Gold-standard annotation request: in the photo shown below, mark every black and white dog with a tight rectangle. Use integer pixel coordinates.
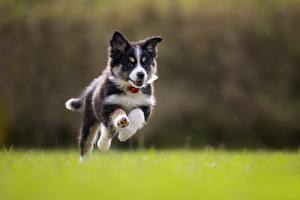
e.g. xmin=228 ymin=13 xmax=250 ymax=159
xmin=65 ymin=31 xmax=162 ymax=160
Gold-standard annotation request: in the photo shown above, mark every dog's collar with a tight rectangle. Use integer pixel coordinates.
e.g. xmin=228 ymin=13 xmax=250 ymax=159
xmin=127 ymin=85 xmax=140 ymax=93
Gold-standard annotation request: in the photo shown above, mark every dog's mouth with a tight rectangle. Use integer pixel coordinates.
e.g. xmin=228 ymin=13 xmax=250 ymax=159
xmin=128 ymin=78 xmax=144 ymax=88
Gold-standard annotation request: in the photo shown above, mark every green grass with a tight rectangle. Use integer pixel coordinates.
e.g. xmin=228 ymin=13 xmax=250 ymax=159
xmin=0 ymin=150 xmax=300 ymax=200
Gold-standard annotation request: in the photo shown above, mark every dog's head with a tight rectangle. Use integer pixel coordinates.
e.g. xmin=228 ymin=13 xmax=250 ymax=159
xmin=108 ymin=31 xmax=162 ymax=88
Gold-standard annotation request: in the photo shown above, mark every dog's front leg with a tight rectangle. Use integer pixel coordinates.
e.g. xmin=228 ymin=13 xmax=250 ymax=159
xmin=97 ymin=106 xmax=129 ymax=152
xmin=111 ymin=108 xmax=130 ymax=129
xmin=118 ymin=108 xmax=146 ymax=142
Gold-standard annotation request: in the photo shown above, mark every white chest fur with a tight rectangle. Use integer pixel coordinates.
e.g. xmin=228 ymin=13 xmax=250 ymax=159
xmin=103 ymin=92 xmax=156 ymax=111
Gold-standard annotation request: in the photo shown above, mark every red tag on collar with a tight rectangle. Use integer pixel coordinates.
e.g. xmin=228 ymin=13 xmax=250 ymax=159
xmin=127 ymin=85 xmax=140 ymax=93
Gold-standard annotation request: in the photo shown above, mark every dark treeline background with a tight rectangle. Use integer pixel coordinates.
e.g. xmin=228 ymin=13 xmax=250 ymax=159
xmin=1 ymin=0 xmax=300 ymax=149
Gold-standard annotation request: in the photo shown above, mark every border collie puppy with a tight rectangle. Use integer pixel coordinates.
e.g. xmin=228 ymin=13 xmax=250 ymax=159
xmin=65 ymin=31 xmax=162 ymax=160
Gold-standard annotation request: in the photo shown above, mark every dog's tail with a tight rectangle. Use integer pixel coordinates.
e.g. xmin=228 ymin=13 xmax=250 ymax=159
xmin=65 ymin=77 xmax=102 ymax=112
xmin=65 ymin=97 xmax=83 ymax=111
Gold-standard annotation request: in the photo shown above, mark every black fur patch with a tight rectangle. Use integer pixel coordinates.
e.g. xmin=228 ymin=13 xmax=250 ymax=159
xmin=141 ymin=84 xmax=152 ymax=96
xmin=140 ymin=106 xmax=152 ymax=121
xmin=70 ymin=100 xmax=82 ymax=109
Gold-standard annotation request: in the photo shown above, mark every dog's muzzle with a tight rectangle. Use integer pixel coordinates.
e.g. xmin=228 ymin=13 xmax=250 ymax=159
xmin=128 ymin=76 xmax=145 ymax=88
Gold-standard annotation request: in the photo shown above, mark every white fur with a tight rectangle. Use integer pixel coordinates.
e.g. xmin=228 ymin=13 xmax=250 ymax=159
xmin=129 ymin=46 xmax=148 ymax=87
xmin=146 ymin=74 xmax=158 ymax=84
xmin=128 ymin=108 xmax=145 ymax=129
xmin=108 ymin=75 xmax=129 ymax=89
xmin=97 ymin=124 xmax=112 ymax=152
xmin=118 ymin=109 xmax=145 ymax=141
xmin=104 ymin=93 xmax=155 ymax=111
xmin=65 ymin=98 xmax=77 ymax=111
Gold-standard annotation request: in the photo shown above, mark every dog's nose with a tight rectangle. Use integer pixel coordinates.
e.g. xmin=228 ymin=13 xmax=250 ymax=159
xmin=136 ymin=72 xmax=145 ymax=79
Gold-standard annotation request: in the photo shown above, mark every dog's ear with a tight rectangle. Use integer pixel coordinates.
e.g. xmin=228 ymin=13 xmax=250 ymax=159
xmin=143 ymin=36 xmax=163 ymax=53
xmin=110 ymin=31 xmax=129 ymax=52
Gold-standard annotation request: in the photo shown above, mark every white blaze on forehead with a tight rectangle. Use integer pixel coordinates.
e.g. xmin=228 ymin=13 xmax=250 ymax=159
xmin=129 ymin=45 xmax=147 ymax=85
xmin=135 ymin=45 xmax=142 ymax=67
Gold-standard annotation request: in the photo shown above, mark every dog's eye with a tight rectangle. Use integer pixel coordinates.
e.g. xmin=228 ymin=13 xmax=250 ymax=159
xmin=141 ymin=56 xmax=146 ymax=63
xmin=129 ymin=57 xmax=135 ymax=63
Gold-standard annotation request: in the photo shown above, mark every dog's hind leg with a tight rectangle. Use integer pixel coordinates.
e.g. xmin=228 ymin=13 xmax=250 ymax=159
xmin=97 ymin=123 xmax=114 ymax=152
xmin=79 ymin=104 xmax=96 ymax=162
xmin=93 ymin=126 xmax=101 ymax=148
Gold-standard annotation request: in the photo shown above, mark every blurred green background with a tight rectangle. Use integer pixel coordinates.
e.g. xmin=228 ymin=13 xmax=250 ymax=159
xmin=1 ymin=0 xmax=300 ymax=149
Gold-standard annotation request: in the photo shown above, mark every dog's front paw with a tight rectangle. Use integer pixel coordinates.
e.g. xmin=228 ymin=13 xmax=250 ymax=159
xmin=118 ymin=132 xmax=130 ymax=142
xmin=118 ymin=124 xmax=138 ymax=142
xmin=118 ymin=128 xmax=135 ymax=142
xmin=117 ymin=116 xmax=130 ymax=128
